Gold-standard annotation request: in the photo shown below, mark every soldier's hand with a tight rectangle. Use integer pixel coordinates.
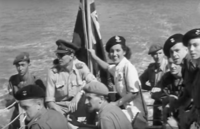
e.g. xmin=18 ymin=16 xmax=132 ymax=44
xmin=68 ymin=101 xmax=77 ymax=113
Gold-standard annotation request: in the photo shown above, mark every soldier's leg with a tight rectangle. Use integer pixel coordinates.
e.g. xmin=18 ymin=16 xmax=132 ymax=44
xmin=153 ymin=100 xmax=163 ymax=125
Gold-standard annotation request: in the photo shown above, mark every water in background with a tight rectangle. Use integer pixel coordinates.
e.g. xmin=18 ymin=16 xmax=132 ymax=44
xmin=1 ymin=0 xmax=200 ymax=127
xmin=0 ymin=0 xmax=200 ymax=92
xmin=0 ymin=0 xmax=200 ymax=87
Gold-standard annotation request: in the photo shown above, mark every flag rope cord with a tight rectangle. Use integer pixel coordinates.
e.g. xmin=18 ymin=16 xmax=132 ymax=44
xmin=0 ymin=101 xmax=17 ymax=111
xmin=1 ymin=113 xmax=25 ymax=129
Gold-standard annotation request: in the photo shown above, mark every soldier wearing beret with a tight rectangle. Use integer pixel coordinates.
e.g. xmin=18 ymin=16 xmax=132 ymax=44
xmin=80 ymin=81 xmax=132 ymax=129
xmin=8 ymin=52 xmax=46 ymax=129
xmin=15 ymin=85 xmax=69 ymax=129
xmin=89 ymin=36 xmax=148 ymax=129
xmin=46 ymin=39 xmax=96 ymax=128
xmin=171 ymin=28 xmax=200 ymax=127
xmin=163 ymin=33 xmax=198 ymax=128
xmin=139 ymin=43 xmax=168 ymax=125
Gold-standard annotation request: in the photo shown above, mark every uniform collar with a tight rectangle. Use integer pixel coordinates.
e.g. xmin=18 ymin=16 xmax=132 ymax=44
xmin=98 ymin=102 xmax=109 ymax=115
xmin=27 ymin=108 xmax=47 ymax=127
xmin=152 ymin=58 xmax=168 ymax=72
xmin=115 ymin=57 xmax=127 ymax=69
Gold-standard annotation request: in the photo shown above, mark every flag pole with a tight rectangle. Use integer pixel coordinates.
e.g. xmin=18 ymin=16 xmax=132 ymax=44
xmin=86 ymin=0 xmax=94 ymax=73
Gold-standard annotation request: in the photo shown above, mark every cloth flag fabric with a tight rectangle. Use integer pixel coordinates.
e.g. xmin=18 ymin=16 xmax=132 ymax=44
xmin=72 ymin=0 xmax=108 ymax=86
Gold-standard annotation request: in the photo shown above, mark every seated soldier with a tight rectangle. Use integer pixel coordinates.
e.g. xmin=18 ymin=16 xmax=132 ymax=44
xmin=15 ymin=84 xmax=69 ymax=129
xmin=70 ymin=81 xmax=133 ymax=129
xmin=46 ymin=39 xmax=97 ymax=128
xmin=152 ymin=58 xmax=192 ymax=128
xmin=8 ymin=52 xmax=46 ymax=129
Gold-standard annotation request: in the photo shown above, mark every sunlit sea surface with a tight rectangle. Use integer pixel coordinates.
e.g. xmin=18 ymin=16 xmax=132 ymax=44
xmin=0 ymin=0 xmax=200 ymax=127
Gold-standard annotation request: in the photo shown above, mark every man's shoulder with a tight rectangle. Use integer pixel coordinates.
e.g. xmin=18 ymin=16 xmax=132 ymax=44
xmin=9 ymin=74 xmax=19 ymax=81
xmin=146 ymin=63 xmax=156 ymax=70
xmin=100 ymin=104 xmax=122 ymax=116
xmin=74 ymin=59 xmax=87 ymax=70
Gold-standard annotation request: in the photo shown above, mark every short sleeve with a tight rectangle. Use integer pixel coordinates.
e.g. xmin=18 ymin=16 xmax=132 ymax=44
xmin=46 ymin=69 xmax=56 ymax=102
xmin=124 ymin=63 xmax=140 ymax=93
xmin=108 ymin=64 xmax=115 ymax=76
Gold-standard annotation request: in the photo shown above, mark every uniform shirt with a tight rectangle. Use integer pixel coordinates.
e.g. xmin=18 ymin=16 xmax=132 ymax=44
xmin=27 ymin=108 xmax=69 ymax=129
xmin=171 ymin=54 xmax=197 ymax=109
xmin=9 ymin=72 xmax=45 ymax=96
xmin=98 ymin=103 xmax=132 ymax=129
xmin=108 ymin=57 xmax=145 ymax=115
xmin=140 ymin=58 xmax=168 ymax=90
xmin=161 ymin=72 xmax=184 ymax=97
xmin=46 ymin=58 xmax=96 ymax=102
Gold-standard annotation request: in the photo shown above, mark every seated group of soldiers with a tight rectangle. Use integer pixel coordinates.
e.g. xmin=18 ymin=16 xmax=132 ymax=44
xmin=140 ymin=28 xmax=200 ymax=129
xmin=6 ymin=27 xmax=200 ymax=129
xmin=8 ymin=39 xmax=133 ymax=129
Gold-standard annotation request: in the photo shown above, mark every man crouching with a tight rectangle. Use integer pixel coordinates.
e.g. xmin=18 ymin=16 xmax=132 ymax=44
xmin=80 ymin=81 xmax=133 ymax=129
xmin=15 ymin=84 xmax=70 ymax=129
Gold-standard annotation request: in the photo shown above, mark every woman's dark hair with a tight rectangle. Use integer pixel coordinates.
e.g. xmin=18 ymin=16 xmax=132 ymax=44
xmin=122 ymin=45 xmax=132 ymax=60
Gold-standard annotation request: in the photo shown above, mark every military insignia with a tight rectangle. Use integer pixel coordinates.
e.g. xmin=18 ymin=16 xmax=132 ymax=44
xmin=195 ymin=30 xmax=200 ymax=35
xmin=170 ymin=38 xmax=175 ymax=43
xmin=22 ymin=91 xmax=27 ymax=96
xmin=23 ymin=56 xmax=27 ymax=60
xmin=75 ymin=63 xmax=83 ymax=69
xmin=115 ymin=36 xmax=121 ymax=42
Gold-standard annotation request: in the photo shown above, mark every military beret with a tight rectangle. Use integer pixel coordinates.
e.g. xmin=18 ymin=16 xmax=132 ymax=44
xmin=55 ymin=39 xmax=79 ymax=53
xmin=105 ymin=36 xmax=126 ymax=52
xmin=15 ymin=85 xmax=45 ymax=100
xmin=84 ymin=81 xmax=109 ymax=96
xmin=13 ymin=52 xmax=30 ymax=65
xmin=148 ymin=44 xmax=163 ymax=55
xmin=183 ymin=28 xmax=200 ymax=46
xmin=163 ymin=33 xmax=183 ymax=57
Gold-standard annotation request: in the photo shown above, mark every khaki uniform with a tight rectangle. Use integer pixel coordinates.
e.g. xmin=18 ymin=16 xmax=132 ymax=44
xmin=46 ymin=58 xmax=96 ymax=117
xmin=26 ymin=108 xmax=69 ymax=129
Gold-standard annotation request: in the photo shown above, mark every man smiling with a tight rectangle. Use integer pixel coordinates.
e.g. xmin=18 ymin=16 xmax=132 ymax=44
xmin=84 ymin=81 xmax=132 ymax=129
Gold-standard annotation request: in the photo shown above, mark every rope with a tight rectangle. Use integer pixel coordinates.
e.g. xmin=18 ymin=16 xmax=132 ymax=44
xmin=19 ymin=115 xmax=27 ymax=129
xmin=0 ymin=101 xmax=17 ymax=112
xmin=1 ymin=113 xmax=24 ymax=129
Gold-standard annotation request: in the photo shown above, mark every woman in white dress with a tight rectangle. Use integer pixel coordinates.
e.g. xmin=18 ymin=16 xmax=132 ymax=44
xmin=88 ymin=35 xmax=147 ymax=129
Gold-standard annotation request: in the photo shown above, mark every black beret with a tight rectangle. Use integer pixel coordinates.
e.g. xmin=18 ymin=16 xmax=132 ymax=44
xmin=84 ymin=81 xmax=109 ymax=96
xmin=105 ymin=36 xmax=126 ymax=52
xmin=148 ymin=44 xmax=163 ymax=55
xmin=55 ymin=39 xmax=79 ymax=53
xmin=13 ymin=52 xmax=30 ymax=65
xmin=183 ymin=28 xmax=200 ymax=46
xmin=163 ymin=33 xmax=183 ymax=57
xmin=15 ymin=85 xmax=45 ymax=100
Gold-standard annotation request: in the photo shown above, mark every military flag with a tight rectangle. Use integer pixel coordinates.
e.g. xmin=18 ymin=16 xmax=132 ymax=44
xmin=72 ymin=0 xmax=108 ymax=85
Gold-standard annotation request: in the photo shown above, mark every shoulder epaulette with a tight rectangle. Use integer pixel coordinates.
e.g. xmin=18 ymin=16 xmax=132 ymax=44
xmin=52 ymin=67 xmax=59 ymax=73
xmin=75 ymin=63 xmax=84 ymax=69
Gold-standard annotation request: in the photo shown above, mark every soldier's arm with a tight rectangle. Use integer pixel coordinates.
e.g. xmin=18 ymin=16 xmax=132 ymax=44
xmin=45 ymin=70 xmax=65 ymax=112
xmin=170 ymin=86 xmax=191 ymax=110
xmin=46 ymin=70 xmax=56 ymax=103
xmin=78 ymin=63 xmax=97 ymax=84
xmin=139 ymin=69 xmax=151 ymax=91
xmin=34 ymin=77 xmax=46 ymax=91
